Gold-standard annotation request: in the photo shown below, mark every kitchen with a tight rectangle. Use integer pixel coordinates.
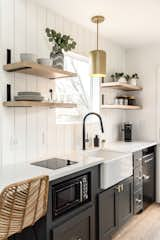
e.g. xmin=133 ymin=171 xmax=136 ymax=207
xmin=0 ymin=0 xmax=160 ymax=240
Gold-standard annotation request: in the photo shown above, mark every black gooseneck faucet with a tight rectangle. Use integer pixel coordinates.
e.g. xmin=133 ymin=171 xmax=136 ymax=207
xmin=82 ymin=112 xmax=104 ymax=150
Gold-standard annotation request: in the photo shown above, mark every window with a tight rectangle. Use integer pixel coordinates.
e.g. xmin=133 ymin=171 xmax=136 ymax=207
xmin=56 ymin=52 xmax=100 ymax=123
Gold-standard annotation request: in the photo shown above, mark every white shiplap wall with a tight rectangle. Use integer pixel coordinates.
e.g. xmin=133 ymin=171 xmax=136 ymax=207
xmin=0 ymin=0 xmax=126 ymax=166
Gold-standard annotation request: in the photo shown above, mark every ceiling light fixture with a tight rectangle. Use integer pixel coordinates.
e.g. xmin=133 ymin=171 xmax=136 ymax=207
xmin=90 ymin=15 xmax=106 ymax=77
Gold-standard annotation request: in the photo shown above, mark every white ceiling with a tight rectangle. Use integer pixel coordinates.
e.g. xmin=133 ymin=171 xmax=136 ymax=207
xmin=35 ymin=0 xmax=160 ymax=48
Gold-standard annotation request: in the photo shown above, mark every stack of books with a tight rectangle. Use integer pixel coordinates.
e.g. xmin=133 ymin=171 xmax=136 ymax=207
xmin=14 ymin=92 xmax=44 ymax=101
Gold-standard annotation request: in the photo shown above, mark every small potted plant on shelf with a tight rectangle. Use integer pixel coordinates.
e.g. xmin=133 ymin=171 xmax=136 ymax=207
xmin=45 ymin=28 xmax=77 ymax=69
xmin=129 ymin=73 xmax=139 ymax=85
xmin=117 ymin=72 xmax=126 ymax=83
xmin=124 ymin=74 xmax=131 ymax=83
xmin=110 ymin=72 xmax=126 ymax=82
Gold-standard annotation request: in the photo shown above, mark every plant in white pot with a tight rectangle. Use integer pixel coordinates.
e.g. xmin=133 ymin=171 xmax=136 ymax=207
xmin=129 ymin=73 xmax=139 ymax=86
xmin=117 ymin=73 xmax=127 ymax=83
xmin=124 ymin=74 xmax=131 ymax=83
xmin=110 ymin=73 xmax=126 ymax=83
xmin=45 ymin=28 xmax=76 ymax=69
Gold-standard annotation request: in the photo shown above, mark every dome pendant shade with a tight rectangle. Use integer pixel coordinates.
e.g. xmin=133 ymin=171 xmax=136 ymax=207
xmin=90 ymin=15 xmax=106 ymax=77
xmin=90 ymin=50 xmax=106 ymax=77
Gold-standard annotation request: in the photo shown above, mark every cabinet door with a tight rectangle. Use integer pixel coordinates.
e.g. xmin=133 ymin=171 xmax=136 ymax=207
xmin=117 ymin=177 xmax=133 ymax=227
xmin=99 ymin=186 xmax=118 ymax=240
xmin=52 ymin=207 xmax=94 ymax=240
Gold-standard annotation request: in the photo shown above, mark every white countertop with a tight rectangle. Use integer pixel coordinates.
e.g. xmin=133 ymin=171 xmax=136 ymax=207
xmin=106 ymin=141 xmax=157 ymax=153
xmin=0 ymin=150 xmax=131 ymax=193
xmin=0 ymin=141 xmax=157 ymax=193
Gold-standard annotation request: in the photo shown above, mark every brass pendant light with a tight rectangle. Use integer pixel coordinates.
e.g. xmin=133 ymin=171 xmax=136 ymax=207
xmin=90 ymin=15 xmax=106 ymax=77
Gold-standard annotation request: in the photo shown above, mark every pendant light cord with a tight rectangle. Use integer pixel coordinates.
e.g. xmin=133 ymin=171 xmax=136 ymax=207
xmin=97 ymin=20 xmax=99 ymax=50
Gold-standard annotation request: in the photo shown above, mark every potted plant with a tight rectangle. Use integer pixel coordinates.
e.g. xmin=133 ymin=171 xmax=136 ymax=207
xmin=129 ymin=73 xmax=139 ymax=85
xmin=110 ymin=72 xmax=126 ymax=82
xmin=124 ymin=74 xmax=131 ymax=83
xmin=117 ymin=72 xmax=126 ymax=83
xmin=45 ymin=28 xmax=77 ymax=69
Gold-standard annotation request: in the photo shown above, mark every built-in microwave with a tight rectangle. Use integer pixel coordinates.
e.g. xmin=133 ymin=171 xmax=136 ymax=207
xmin=52 ymin=173 xmax=90 ymax=218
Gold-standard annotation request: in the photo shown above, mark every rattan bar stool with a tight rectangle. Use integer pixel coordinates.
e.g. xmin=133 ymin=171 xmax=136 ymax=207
xmin=0 ymin=175 xmax=49 ymax=240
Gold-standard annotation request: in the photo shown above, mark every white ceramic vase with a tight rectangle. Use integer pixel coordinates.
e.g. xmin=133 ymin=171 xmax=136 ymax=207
xmin=129 ymin=78 xmax=137 ymax=86
xmin=118 ymin=77 xmax=127 ymax=83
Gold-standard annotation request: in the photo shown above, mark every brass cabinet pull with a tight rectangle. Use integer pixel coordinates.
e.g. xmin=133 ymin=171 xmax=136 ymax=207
xmin=115 ymin=185 xmax=121 ymax=192
xmin=120 ymin=184 xmax=124 ymax=192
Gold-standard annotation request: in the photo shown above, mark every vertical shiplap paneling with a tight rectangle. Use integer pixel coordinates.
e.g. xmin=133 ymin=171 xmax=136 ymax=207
xmin=0 ymin=0 xmax=126 ymax=165
xmin=1 ymin=0 xmax=15 ymax=165
xmin=46 ymin=10 xmax=57 ymax=157
xmin=14 ymin=0 xmax=27 ymax=163
xmin=36 ymin=6 xmax=49 ymax=158
xmin=25 ymin=0 xmax=38 ymax=162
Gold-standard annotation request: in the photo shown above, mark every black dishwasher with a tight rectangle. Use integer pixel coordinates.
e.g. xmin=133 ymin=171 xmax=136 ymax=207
xmin=142 ymin=147 xmax=155 ymax=209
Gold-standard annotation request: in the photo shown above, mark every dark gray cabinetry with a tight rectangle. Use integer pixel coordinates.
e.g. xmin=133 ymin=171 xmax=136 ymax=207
xmin=99 ymin=186 xmax=118 ymax=240
xmin=9 ymin=165 xmax=100 ymax=240
xmin=52 ymin=207 xmax=94 ymax=240
xmin=99 ymin=176 xmax=133 ymax=240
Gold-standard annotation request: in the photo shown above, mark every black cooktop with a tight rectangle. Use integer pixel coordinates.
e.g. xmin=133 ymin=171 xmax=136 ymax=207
xmin=32 ymin=158 xmax=77 ymax=170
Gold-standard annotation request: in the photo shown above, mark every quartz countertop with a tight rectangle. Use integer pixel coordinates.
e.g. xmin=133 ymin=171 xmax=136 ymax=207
xmin=105 ymin=141 xmax=157 ymax=153
xmin=0 ymin=150 xmax=131 ymax=193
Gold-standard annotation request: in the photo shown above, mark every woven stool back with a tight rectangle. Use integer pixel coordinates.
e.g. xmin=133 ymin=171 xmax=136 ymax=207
xmin=0 ymin=175 xmax=49 ymax=240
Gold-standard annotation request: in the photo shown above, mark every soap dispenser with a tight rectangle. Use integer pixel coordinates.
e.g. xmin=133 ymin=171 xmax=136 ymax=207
xmin=94 ymin=135 xmax=100 ymax=147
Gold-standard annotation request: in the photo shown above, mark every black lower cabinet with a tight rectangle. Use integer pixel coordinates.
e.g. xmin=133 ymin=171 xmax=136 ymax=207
xmin=99 ymin=176 xmax=133 ymax=240
xmin=99 ymin=185 xmax=118 ymax=240
xmin=52 ymin=207 xmax=94 ymax=240
xmin=117 ymin=177 xmax=133 ymax=227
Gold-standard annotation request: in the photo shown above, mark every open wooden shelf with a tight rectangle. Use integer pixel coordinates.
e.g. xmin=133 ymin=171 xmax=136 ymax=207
xmin=3 ymin=62 xmax=77 ymax=79
xmin=101 ymin=104 xmax=141 ymax=110
xmin=101 ymin=82 xmax=142 ymax=91
xmin=3 ymin=101 xmax=77 ymax=108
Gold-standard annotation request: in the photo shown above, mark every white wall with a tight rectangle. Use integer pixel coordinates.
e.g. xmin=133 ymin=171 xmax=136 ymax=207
xmin=0 ymin=0 xmax=126 ymax=166
xmin=126 ymin=45 xmax=160 ymax=141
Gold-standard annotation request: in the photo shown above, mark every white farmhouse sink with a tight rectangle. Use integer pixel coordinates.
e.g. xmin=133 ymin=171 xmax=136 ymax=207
xmin=85 ymin=149 xmax=133 ymax=189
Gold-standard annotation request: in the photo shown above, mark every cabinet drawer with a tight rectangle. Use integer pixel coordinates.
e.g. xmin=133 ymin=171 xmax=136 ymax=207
xmin=134 ymin=189 xmax=143 ymax=214
xmin=133 ymin=151 xmax=142 ymax=168
xmin=52 ymin=207 xmax=94 ymax=240
xmin=134 ymin=167 xmax=143 ymax=192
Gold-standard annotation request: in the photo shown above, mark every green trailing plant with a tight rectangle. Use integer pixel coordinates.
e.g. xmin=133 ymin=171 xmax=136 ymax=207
xmin=124 ymin=74 xmax=131 ymax=81
xmin=132 ymin=73 xmax=139 ymax=79
xmin=45 ymin=27 xmax=77 ymax=53
xmin=110 ymin=72 xmax=124 ymax=81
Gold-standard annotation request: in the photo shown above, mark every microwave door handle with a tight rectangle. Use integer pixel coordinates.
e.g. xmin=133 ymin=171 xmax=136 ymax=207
xmin=80 ymin=181 xmax=83 ymax=203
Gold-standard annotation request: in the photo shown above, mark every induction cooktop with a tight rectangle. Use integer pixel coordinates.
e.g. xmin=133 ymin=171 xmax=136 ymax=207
xmin=31 ymin=158 xmax=77 ymax=170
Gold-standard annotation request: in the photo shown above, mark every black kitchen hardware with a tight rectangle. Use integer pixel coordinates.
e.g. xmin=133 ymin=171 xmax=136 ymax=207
xmin=31 ymin=158 xmax=77 ymax=170
xmin=7 ymin=49 xmax=11 ymax=64
xmin=52 ymin=173 xmax=90 ymax=218
xmin=82 ymin=112 xmax=104 ymax=150
xmin=133 ymin=150 xmax=143 ymax=214
xmin=101 ymin=94 xmax=104 ymax=105
xmin=99 ymin=176 xmax=133 ymax=240
xmin=49 ymin=89 xmax=53 ymax=101
xmin=7 ymin=84 xmax=11 ymax=101
xmin=142 ymin=147 xmax=155 ymax=209
xmin=94 ymin=135 xmax=100 ymax=147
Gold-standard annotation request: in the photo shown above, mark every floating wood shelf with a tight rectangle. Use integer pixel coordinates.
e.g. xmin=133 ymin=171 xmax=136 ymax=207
xmin=3 ymin=101 xmax=77 ymax=108
xmin=101 ymin=82 xmax=142 ymax=91
xmin=3 ymin=62 xmax=77 ymax=79
xmin=101 ymin=104 xmax=141 ymax=110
